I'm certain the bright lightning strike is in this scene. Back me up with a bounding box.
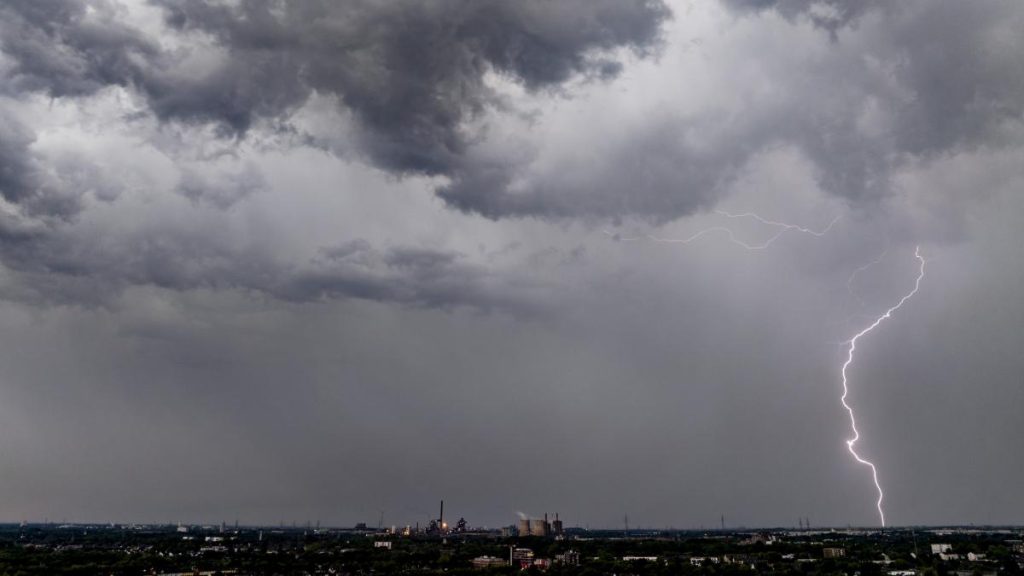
[839,246,926,528]
[603,212,839,250]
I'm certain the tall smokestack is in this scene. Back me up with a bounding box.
[440,500,444,527]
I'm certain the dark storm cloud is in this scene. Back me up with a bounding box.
[0,110,40,206]
[0,0,158,98]
[150,0,669,164]
[446,0,1024,221]
[727,0,1024,156]
[0,109,97,220]
[0,0,668,308]
[1,0,669,167]
[0,0,1019,302]
[2,0,1022,226]
[728,1,1024,198]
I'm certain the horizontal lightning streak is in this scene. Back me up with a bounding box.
[840,246,925,528]
[603,212,840,250]
[714,210,840,237]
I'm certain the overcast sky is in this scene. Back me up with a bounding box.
[0,0,1022,530]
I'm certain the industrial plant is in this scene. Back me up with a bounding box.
[516,512,564,538]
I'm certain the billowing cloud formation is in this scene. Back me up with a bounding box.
[0,110,43,212]
[0,0,668,308]
[1,0,669,185]
[3,1,1023,227]
[156,0,668,171]
[442,0,1024,220]
[0,0,1020,305]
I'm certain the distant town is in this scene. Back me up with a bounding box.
[2,506,1022,576]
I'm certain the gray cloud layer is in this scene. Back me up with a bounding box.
[451,0,1024,221]
[3,1,1022,227]
[0,0,1022,528]
[1,0,668,187]
[0,0,668,308]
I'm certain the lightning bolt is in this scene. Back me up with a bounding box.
[713,210,840,237]
[839,246,925,527]
[847,241,890,310]
[603,211,839,250]
[605,209,925,528]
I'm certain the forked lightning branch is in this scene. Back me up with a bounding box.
[840,247,926,527]
[607,215,927,527]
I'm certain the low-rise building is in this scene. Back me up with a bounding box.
[471,556,507,569]
[512,547,534,561]
[555,550,580,566]
[823,547,846,558]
